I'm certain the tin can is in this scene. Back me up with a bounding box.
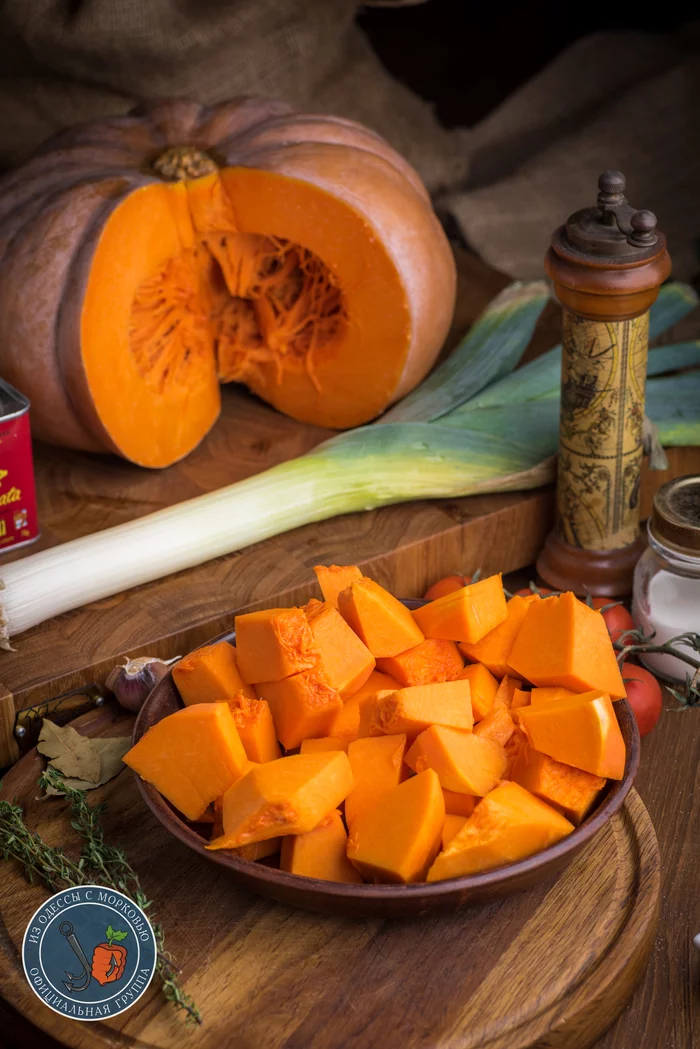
[0,380,39,552]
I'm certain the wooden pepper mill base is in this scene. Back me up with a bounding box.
[536,532,646,597]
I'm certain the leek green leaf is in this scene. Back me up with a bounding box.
[380,281,548,423]
[647,341,700,377]
[649,282,699,339]
[458,281,699,411]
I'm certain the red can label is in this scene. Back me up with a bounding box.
[0,381,39,552]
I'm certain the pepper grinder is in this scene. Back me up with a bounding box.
[536,171,672,596]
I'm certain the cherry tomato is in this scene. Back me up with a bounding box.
[423,574,472,601]
[591,597,636,644]
[514,586,556,598]
[620,662,663,736]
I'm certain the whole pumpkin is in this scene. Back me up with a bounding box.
[0,98,455,467]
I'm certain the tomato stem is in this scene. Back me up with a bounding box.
[614,629,700,707]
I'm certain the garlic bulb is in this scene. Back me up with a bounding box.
[106,656,175,712]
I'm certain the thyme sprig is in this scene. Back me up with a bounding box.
[0,767,201,1024]
[0,797,86,890]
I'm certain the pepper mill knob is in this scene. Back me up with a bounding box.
[597,170,627,210]
[628,209,658,247]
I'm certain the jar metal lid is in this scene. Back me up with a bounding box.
[650,475,700,555]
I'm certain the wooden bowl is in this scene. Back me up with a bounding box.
[132,603,640,919]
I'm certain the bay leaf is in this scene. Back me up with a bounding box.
[40,732,131,796]
[37,720,101,783]
[42,775,102,797]
[92,736,131,783]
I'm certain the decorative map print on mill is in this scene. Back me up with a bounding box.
[557,311,648,551]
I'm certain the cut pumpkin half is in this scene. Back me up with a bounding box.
[1,99,455,467]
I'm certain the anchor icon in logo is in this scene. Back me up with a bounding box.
[59,921,129,992]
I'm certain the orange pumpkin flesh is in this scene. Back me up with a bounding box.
[130,565,633,885]
[4,100,455,467]
[81,171,396,464]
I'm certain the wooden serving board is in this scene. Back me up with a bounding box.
[0,706,661,1049]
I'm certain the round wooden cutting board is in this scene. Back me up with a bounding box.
[0,706,660,1049]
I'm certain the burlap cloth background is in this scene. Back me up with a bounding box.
[0,1,697,281]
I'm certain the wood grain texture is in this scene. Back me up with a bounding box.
[0,686,18,767]
[594,688,700,1049]
[0,705,659,1049]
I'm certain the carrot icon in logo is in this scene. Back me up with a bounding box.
[90,925,128,986]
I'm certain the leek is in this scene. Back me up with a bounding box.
[0,429,551,642]
[0,278,697,644]
[382,281,549,423]
[462,282,700,410]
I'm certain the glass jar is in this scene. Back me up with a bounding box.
[632,475,700,682]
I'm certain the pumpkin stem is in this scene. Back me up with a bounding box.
[153,146,218,182]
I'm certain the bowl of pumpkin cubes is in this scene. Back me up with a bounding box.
[126,565,639,917]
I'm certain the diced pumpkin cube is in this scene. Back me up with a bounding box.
[173,641,255,705]
[427,781,574,880]
[412,574,507,643]
[352,669,402,701]
[405,725,506,795]
[235,607,317,684]
[337,578,424,657]
[314,564,363,608]
[192,804,216,824]
[280,809,362,883]
[357,690,401,738]
[303,599,376,697]
[517,690,626,779]
[347,769,445,884]
[256,668,343,751]
[345,734,407,826]
[232,838,281,862]
[459,593,540,677]
[530,686,578,707]
[442,814,469,849]
[442,789,478,817]
[456,663,499,720]
[503,727,528,779]
[327,670,401,741]
[473,706,515,747]
[508,592,626,698]
[211,797,281,861]
[327,697,363,742]
[511,689,531,710]
[376,638,463,687]
[369,680,473,740]
[493,674,522,710]
[510,744,606,825]
[124,703,249,821]
[228,693,281,763]
[299,736,349,754]
[207,751,354,849]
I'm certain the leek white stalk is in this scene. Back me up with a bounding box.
[0,427,552,643]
